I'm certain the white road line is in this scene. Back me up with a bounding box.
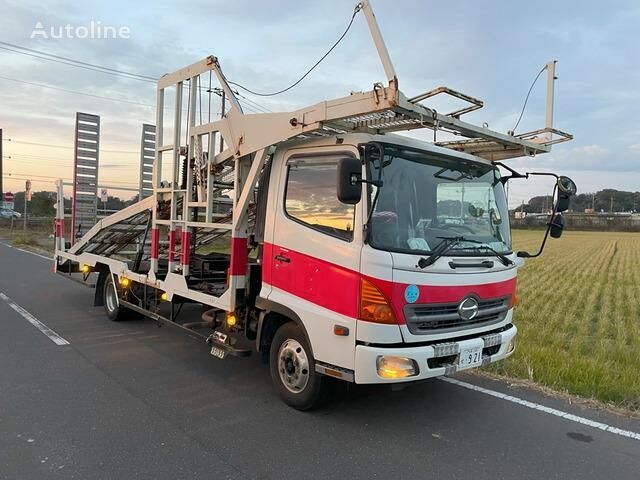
[0,292,70,346]
[15,247,51,261]
[0,242,51,261]
[441,377,640,442]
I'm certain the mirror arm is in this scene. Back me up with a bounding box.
[517,184,559,258]
[357,178,383,188]
[495,161,528,184]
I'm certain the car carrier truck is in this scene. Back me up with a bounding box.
[53,1,576,410]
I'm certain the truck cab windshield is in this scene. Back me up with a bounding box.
[365,144,511,255]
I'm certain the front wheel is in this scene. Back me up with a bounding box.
[269,322,329,410]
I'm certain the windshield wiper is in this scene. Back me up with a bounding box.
[418,236,513,268]
[417,236,463,268]
[452,239,514,266]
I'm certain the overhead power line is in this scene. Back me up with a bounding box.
[1,41,274,113]
[2,139,137,154]
[0,41,156,83]
[3,171,137,186]
[0,75,155,108]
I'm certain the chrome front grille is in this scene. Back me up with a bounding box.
[404,296,510,334]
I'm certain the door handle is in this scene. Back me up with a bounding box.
[274,254,291,263]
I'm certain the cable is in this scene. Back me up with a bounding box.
[3,139,137,154]
[1,42,275,113]
[3,172,137,186]
[512,65,547,133]
[228,3,362,96]
[236,92,272,113]
[0,75,155,108]
[0,41,156,82]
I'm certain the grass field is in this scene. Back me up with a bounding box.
[487,230,640,411]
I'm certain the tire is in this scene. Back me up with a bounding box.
[269,322,329,410]
[103,273,133,321]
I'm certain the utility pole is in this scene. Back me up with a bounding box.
[219,90,226,154]
[23,179,31,232]
[610,195,614,213]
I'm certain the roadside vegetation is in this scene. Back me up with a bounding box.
[0,225,54,253]
[486,230,640,411]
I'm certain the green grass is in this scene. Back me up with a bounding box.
[486,230,640,411]
[0,226,53,253]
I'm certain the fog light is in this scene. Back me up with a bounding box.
[376,356,419,379]
[507,338,516,353]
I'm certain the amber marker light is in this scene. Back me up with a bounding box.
[359,278,396,324]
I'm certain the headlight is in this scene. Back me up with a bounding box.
[376,356,419,379]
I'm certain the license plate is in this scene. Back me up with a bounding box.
[210,346,227,359]
[458,346,482,368]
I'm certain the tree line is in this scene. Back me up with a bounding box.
[514,189,640,214]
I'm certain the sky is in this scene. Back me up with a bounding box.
[0,0,639,206]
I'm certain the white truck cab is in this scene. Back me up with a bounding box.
[254,134,518,405]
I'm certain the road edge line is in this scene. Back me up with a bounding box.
[0,292,70,346]
[440,377,640,441]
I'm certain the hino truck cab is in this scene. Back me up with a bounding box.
[255,134,525,408]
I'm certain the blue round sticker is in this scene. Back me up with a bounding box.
[404,284,419,303]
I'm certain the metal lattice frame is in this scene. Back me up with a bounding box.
[71,112,100,240]
[139,124,156,199]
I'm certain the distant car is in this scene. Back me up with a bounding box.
[0,209,21,219]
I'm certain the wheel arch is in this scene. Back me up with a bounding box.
[93,263,113,307]
[255,297,313,358]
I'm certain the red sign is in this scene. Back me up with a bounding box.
[4,192,13,202]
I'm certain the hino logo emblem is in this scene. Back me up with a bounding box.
[458,297,479,321]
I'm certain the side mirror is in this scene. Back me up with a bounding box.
[555,176,577,213]
[549,213,564,238]
[337,157,363,204]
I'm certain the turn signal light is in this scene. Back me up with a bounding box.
[359,278,396,324]
[160,292,168,301]
[119,277,130,288]
[81,264,91,273]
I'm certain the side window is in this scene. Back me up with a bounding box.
[285,160,355,241]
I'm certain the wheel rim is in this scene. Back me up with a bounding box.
[105,280,117,314]
[277,339,310,394]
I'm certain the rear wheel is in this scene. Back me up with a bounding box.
[269,322,329,410]
[103,273,133,321]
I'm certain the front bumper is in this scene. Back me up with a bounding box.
[354,324,517,384]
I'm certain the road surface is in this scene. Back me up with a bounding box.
[0,242,638,479]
